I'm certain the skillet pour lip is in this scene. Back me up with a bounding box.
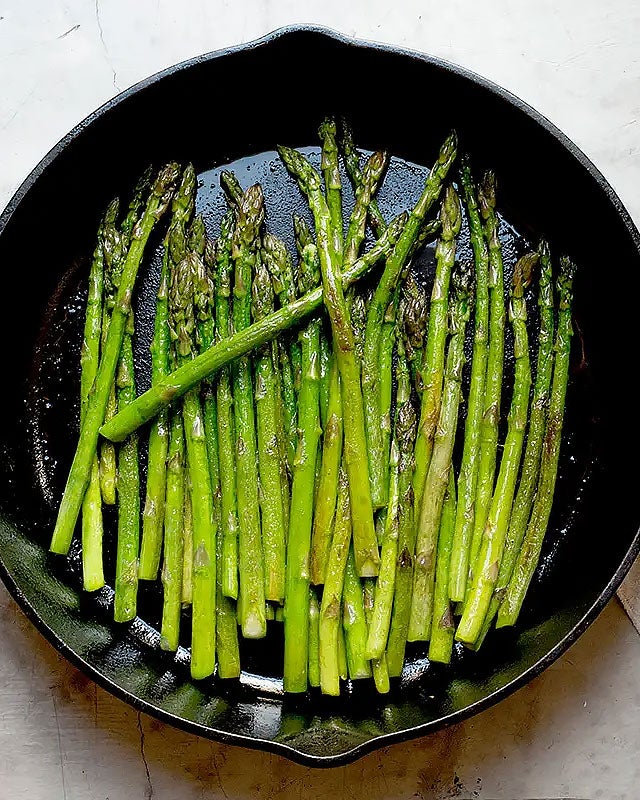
[1,24,640,767]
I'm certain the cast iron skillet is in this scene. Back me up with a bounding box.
[1,25,639,767]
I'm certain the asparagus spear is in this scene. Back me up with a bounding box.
[342,547,372,681]
[101,213,405,443]
[160,412,185,651]
[209,212,240,601]
[363,578,390,694]
[252,253,287,602]
[412,184,462,518]
[169,250,217,679]
[379,287,401,493]
[220,169,244,209]
[467,172,506,591]
[366,335,414,660]
[402,275,429,395]
[262,231,299,474]
[448,157,490,602]
[457,252,536,644]
[319,467,351,695]
[181,480,193,605]
[476,241,555,645]
[339,118,387,236]
[80,204,111,592]
[50,163,179,556]
[318,331,331,431]
[232,185,267,640]
[278,144,380,578]
[428,469,457,663]
[283,241,322,693]
[386,315,419,677]
[497,256,575,627]
[113,331,140,623]
[365,137,457,510]
[318,117,344,251]
[408,260,473,641]
[308,589,321,689]
[140,165,196,581]
[343,150,389,267]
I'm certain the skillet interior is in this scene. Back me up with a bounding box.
[0,26,639,766]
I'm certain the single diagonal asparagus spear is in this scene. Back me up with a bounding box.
[342,547,372,681]
[318,117,344,251]
[210,213,241,601]
[402,275,429,395]
[343,149,389,266]
[252,252,287,602]
[457,252,536,644]
[365,136,457,509]
[140,164,196,580]
[319,467,352,695]
[366,335,414,660]
[448,157,491,602]
[100,214,406,442]
[169,249,217,679]
[278,144,380,577]
[408,261,473,641]
[498,256,575,627]
[99,173,151,505]
[283,241,323,693]
[81,204,112,592]
[339,118,387,236]
[467,172,506,591]
[160,412,185,651]
[428,469,457,663]
[232,185,267,639]
[262,231,299,473]
[412,183,462,518]
[50,162,180,556]
[113,330,140,623]
[475,241,555,645]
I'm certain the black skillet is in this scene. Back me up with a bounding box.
[1,25,639,767]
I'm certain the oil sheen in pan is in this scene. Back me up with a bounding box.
[25,146,597,698]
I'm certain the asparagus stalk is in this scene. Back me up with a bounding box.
[319,467,351,695]
[113,330,140,623]
[428,469,457,663]
[386,319,419,676]
[318,117,344,251]
[262,231,299,474]
[181,481,193,605]
[343,150,389,267]
[379,287,401,493]
[140,165,196,580]
[211,211,240,601]
[278,144,380,578]
[252,253,287,602]
[100,214,406,443]
[339,118,387,236]
[220,169,244,209]
[80,205,111,592]
[412,184,462,518]
[402,275,429,395]
[448,157,490,602]
[366,335,414,660]
[232,185,267,639]
[365,135,457,511]
[457,252,536,644]
[342,547,372,680]
[50,163,180,556]
[363,578,390,694]
[467,172,506,590]
[160,412,185,651]
[283,242,322,693]
[408,261,473,641]
[310,353,342,585]
[308,589,321,689]
[318,331,331,431]
[169,250,217,679]
[476,241,555,644]
[497,256,575,627]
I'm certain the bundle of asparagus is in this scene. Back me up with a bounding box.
[49,117,576,693]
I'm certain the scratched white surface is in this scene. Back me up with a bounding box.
[1,1,640,798]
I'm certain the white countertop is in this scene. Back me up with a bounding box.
[1,1,640,798]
